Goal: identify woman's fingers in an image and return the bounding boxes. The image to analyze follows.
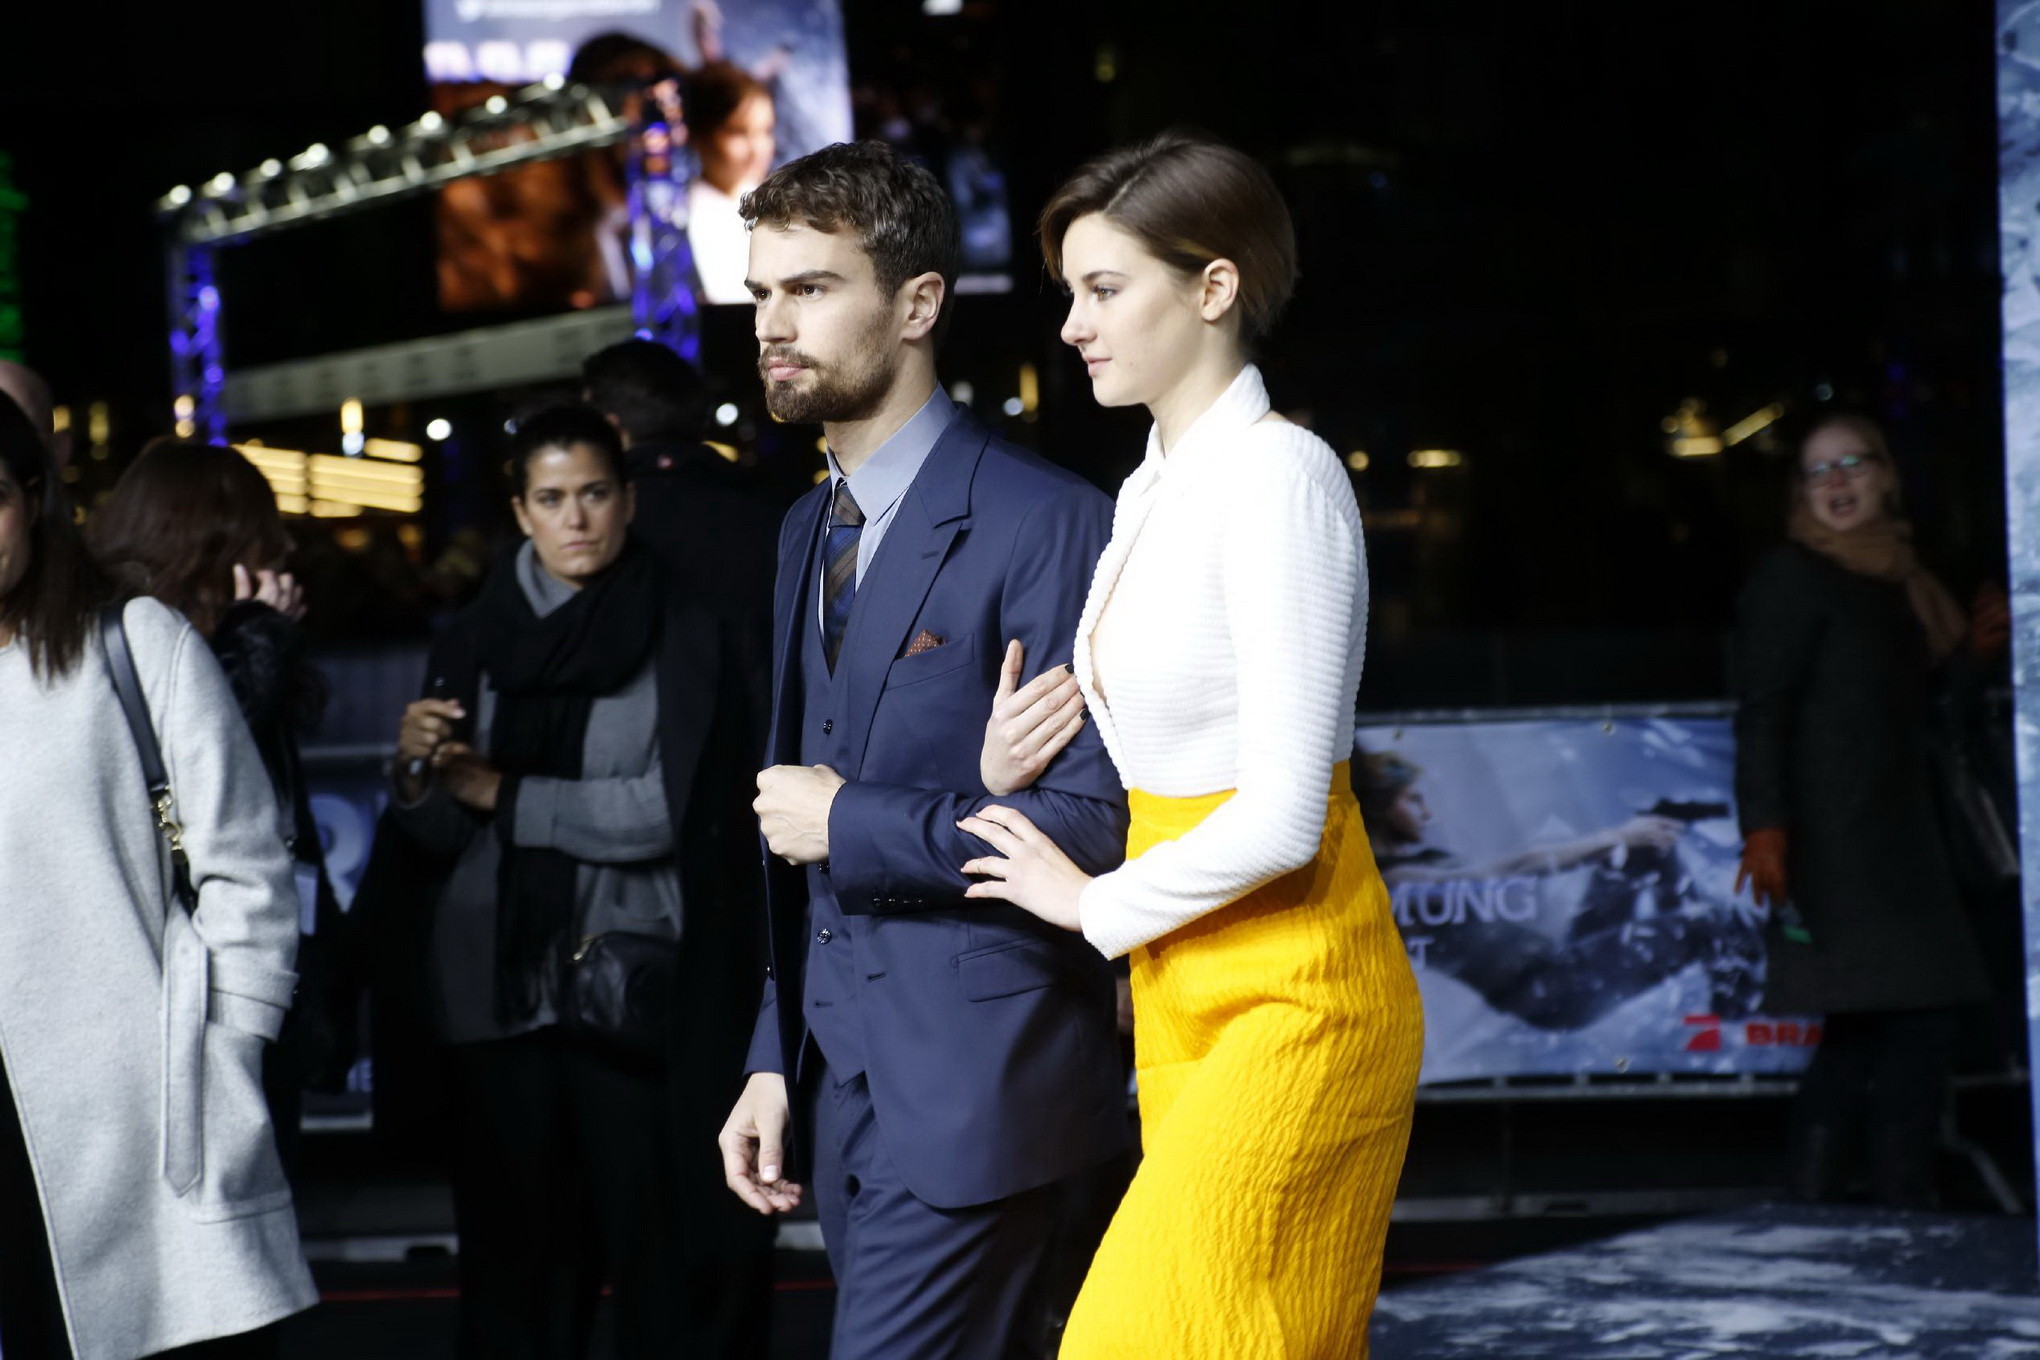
[960,855,1012,880]
[1015,693,1086,761]
[957,814,1024,856]
[995,639,1025,704]
[1001,664,1076,724]
[975,805,1047,846]
[1026,711,1088,770]
[1010,669,1078,730]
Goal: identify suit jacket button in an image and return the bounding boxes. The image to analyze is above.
[822,719,835,734]
[816,928,833,943]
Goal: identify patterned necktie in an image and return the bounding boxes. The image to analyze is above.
[822,479,864,670]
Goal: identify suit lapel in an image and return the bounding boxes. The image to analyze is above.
[831,412,989,773]
[768,490,829,767]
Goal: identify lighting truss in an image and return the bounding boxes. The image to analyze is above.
[159,78,700,438]
[159,80,631,248]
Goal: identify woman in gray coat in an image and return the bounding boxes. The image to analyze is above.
[0,397,317,1357]
[1733,412,1994,1209]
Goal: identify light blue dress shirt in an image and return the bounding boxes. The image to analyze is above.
[816,387,957,632]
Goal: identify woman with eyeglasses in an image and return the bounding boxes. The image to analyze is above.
[1732,411,1998,1208]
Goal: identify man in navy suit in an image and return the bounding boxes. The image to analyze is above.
[715,142,1129,1359]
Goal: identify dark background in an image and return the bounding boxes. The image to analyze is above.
[0,0,2008,705]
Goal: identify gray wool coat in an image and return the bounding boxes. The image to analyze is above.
[0,597,316,1360]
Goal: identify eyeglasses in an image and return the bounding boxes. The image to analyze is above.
[1802,454,1881,482]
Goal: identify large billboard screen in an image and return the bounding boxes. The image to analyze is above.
[422,0,852,312]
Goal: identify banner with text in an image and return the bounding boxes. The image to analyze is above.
[1355,716,1818,1085]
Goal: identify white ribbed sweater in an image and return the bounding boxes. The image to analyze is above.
[1074,365,1368,959]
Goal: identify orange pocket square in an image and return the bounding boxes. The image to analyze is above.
[904,630,946,657]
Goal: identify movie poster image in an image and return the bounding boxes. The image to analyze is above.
[422,0,852,312]
[1355,716,1820,1085]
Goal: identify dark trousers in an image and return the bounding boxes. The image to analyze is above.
[807,1061,1061,1360]
[448,1028,768,1360]
[0,1051,278,1360]
[1789,1007,1961,1209]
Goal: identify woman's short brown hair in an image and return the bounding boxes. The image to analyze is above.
[1039,131,1299,340]
[89,439,292,637]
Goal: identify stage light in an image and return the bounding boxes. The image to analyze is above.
[715,403,739,427]
[1018,364,1039,413]
[367,125,392,146]
[257,159,282,179]
[163,185,192,208]
[1723,403,1785,446]
[1346,450,1371,471]
[426,419,453,441]
[950,381,974,406]
[340,398,363,435]
[207,173,235,195]
[924,0,963,12]
[1671,436,1725,458]
[544,73,566,90]
[485,96,509,115]
[364,437,423,462]
[417,112,445,133]
[341,432,366,455]
[1002,397,1025,417]
[1408,449,1463,470]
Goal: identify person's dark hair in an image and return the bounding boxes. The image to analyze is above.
[506,404,631,494]
[0,394,114,680]
[581,340,709,446]
[741,140,962,342]
[683,61,769,141]
[567,32,682,86]
[1356,749,1423,845]
[88,439,293,638]
[1039,130,1299,341]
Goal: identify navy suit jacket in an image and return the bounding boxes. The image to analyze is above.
[746,408,1131,1209]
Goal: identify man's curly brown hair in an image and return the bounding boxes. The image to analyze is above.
[741,140,962,344]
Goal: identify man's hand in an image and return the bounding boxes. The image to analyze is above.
[433,743,503,813]
[756,764,845,865]
[718,1071,804,1215]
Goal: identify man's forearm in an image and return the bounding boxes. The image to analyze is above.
[826,779,1128,912]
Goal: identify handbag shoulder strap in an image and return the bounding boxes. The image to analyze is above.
[100,605,197,915]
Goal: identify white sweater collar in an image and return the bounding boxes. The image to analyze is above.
[1137,364,1273,482]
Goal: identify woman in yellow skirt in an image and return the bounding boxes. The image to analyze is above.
[958,131,1425,1359]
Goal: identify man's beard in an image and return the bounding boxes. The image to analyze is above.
[759,323,899,424]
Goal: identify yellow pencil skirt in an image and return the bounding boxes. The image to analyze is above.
[1059,764,1425,1360]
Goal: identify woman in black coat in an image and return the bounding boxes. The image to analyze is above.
[372,406,772,1359]
[1733,412,1994,1208]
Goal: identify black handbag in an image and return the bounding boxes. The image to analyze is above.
[562,930,679,1059]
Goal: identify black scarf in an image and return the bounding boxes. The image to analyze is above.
[477,539,662,1026]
